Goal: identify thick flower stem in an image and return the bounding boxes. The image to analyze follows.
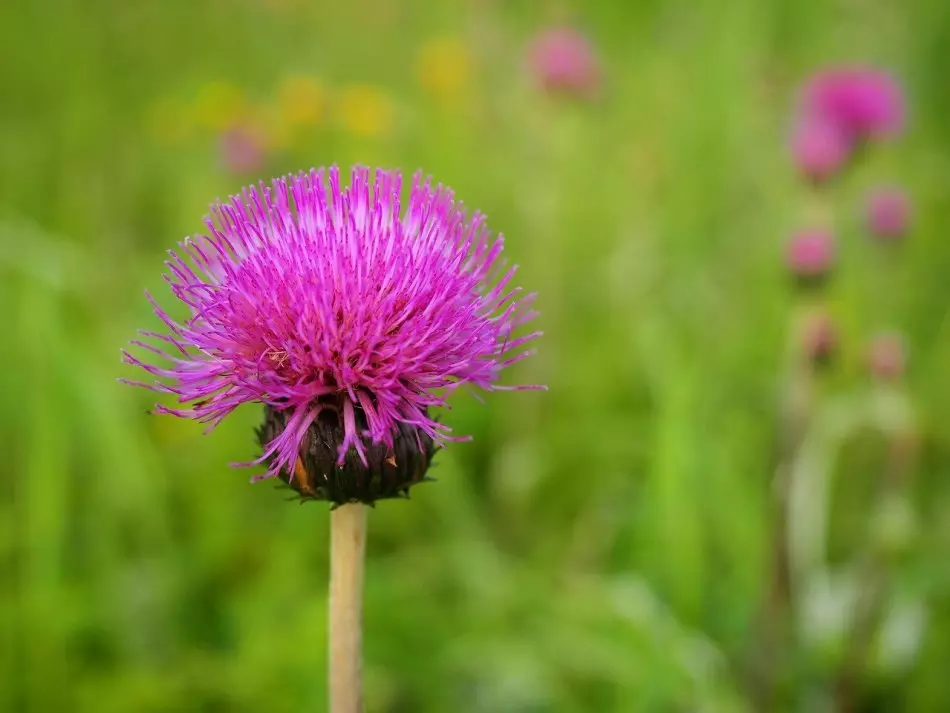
[329,503,367,713]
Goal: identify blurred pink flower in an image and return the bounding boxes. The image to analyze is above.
[786,228,835,282]
[865,187,911,240]
[867,331,906,381]
[800,67,906,142]
[219,126,266,175]
[790,115,851,182]
[527,27,601,98]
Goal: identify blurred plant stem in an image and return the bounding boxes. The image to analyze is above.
[751,305,819,709]
[832,557,886,713]
[834,400,918,713]
[330,503,367,713]
[748,180,839,709]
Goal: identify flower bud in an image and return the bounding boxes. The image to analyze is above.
[790,116,851,183]
[786,228,835,287]
[527,27,601,99]
[802,311,837,367]
[865,187,911,241]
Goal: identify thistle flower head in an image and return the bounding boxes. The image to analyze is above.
[800,67,905,142]
[122,166,542,502]
[865,186,911,241]
[527,27,601,99]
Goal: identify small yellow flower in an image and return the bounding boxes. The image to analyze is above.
[277,75,326,127]
[192,81,247,132]
[338,84,394,138]
[414,37,472,101]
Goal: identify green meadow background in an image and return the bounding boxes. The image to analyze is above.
[3,0,950,710]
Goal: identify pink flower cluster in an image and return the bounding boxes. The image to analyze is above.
[784,66,913,376]
[790,67,905,183]
[784,67,911,289]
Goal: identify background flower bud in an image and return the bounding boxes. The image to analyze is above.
[865,187,911,241]
[786,228,835,286]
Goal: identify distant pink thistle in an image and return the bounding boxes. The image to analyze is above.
[527,27,601,98]
[867,332,906,381]
[801,67,906,142]
[786,228,835,281]
[865,187,911,240]
[122,166,543,490]
[219,126,266,175]
[790,115,851,182]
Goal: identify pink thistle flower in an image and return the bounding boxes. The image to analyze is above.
[527,27,601,99]
[786,228,835,284]
[865,186,911,241]
[800,67,906,142]
[867,331,907,381]
[790,115,852,183]
[122,166,543,503]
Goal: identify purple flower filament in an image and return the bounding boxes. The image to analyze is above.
[122,166,542,486]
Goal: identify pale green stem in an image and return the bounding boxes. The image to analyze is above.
[329,503,367,713]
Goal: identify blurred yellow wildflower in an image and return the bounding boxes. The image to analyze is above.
[192,81,248,132]
[338,84,394,138]
[277,75,327,127]
[414,37,472,102]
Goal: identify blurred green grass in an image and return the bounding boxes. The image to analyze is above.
[3,0,950,710]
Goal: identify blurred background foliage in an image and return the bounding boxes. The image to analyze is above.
[2,0,950,710]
